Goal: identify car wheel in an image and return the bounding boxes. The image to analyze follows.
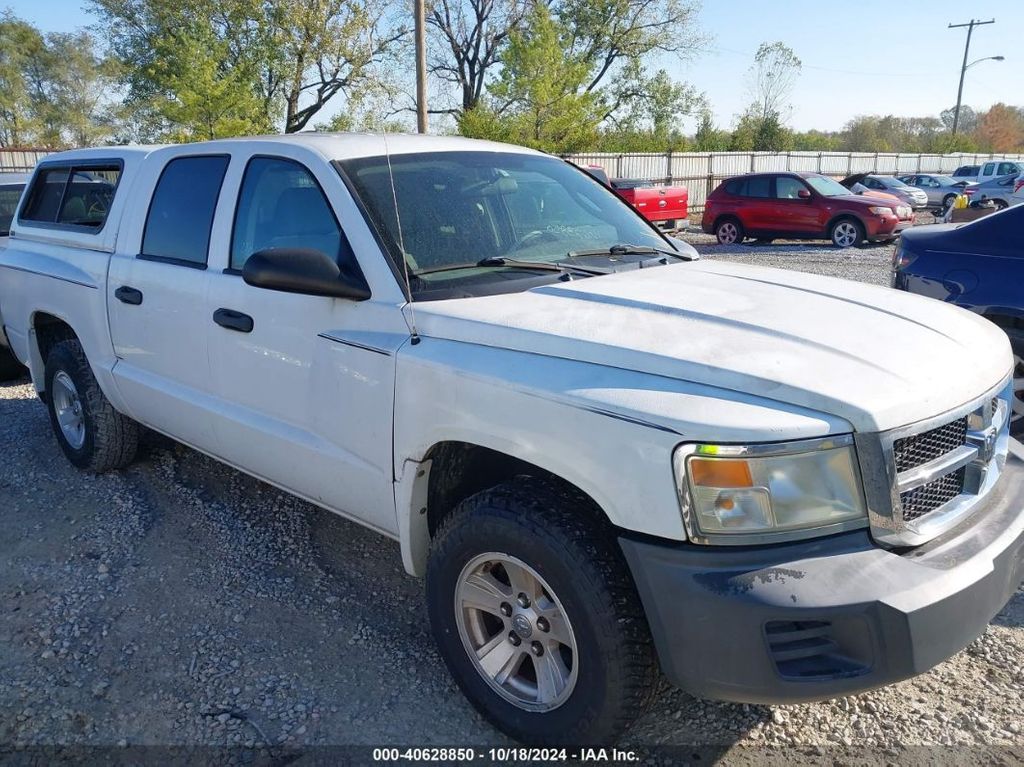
[942,194,957,210]
[426,477,659,744]
[0,344,26,382]
[715,218,743,245]
[830,218,864,248]
[44,338,139,472]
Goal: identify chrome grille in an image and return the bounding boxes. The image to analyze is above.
[865,380,1011,548]
[900,466,966,521]
[893,417,968,472]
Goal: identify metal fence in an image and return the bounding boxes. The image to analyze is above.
[564,151,1024,215]
[0,148,51,173]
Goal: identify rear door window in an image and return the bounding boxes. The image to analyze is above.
[19,164,121,230]
[141,155,230,267]
[742,176,771,198]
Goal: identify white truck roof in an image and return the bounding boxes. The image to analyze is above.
[36,133,541,168]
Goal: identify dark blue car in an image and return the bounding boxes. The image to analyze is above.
[892,205,1024,432]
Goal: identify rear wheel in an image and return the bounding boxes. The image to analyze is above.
[426,478,659,744]
[942,193,956,211]
[44,339,139,472]
[830,218,864,248]
[715,218,743,245]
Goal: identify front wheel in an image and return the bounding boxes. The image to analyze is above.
[830,218,864,248]
[426,478,659,744]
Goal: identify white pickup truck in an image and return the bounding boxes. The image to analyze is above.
[1,134,1022,744]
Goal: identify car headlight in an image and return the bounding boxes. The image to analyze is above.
[868,206,895,216]
[672,436,868,545]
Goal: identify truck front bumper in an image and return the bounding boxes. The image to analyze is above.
[620,450,1024,704]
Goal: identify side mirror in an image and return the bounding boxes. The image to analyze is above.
[242,248,371,301]
[797,189,811,199]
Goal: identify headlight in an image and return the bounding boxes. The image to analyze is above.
[672,436,868,545]
[868,206,895,216]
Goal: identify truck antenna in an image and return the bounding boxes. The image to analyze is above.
[382,130,420,344]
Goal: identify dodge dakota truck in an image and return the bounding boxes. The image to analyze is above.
[0,135,1022,745]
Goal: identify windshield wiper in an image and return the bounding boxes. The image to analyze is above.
[566,243,689,261]
[411,256,603,278]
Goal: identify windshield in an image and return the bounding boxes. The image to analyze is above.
[805,176,851,197]
[881,177,909,188]
[338,151,667,298]
[0,184,24,236]
[934,175,958,185]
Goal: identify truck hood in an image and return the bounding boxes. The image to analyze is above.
[411,261,1011,433]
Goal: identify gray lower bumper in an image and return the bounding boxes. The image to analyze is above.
[621,452,1024,704]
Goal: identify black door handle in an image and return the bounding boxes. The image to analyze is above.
[213,308,254,333]
[115,286,143,305]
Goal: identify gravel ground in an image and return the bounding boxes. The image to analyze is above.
[2,227,1023,762]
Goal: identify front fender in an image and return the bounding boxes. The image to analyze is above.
[393,338,849,573]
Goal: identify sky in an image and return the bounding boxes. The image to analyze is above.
[6,0,1022,134]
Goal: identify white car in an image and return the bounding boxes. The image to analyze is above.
[0,135,1022,744]
[1012,171,1024,207]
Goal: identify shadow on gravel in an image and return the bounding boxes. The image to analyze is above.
[992,588,1024,629]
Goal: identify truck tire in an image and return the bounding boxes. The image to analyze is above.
[426,477,659,744]
[44,338,139,472]
[0,344,26,382]
[830,217,864,248]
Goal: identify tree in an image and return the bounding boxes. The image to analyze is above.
[430,0,702,124]
[91,0,406,137]
[426,0,529,114]
[748,41,801,122]
[693,109,729,151]
[941,104,976,134]
[975,103,1024,153]
[0,14,122,147]
[458,4,601,153]
[0,14,45,146]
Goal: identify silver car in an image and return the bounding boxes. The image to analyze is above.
[965,173,1020,210]
[840,173,930,210]
[897,174,973,210]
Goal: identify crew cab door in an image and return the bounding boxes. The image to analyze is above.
[108,153,230,453]
[205,151,406,533]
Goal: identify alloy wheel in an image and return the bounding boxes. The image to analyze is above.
[52,370,86,449]
[832,221,859,248]
[717,221,739,244]
[455,552,578,712]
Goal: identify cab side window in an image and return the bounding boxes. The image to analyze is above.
[230,157,350,271]
[142,155,230,266]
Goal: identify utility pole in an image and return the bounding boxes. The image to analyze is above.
[414,0,428,134]
[949,18,995,135]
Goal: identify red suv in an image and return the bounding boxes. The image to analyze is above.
[701,172,915,248]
